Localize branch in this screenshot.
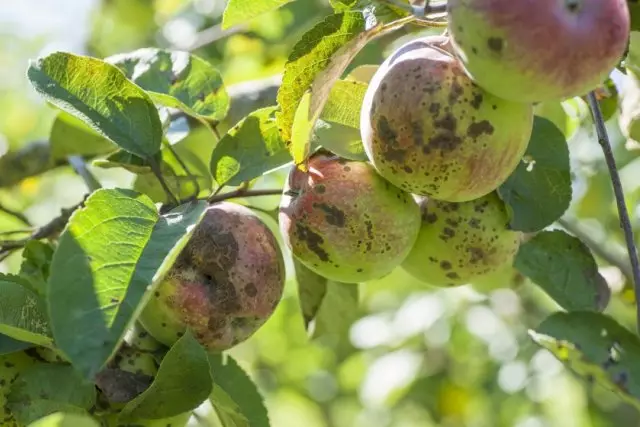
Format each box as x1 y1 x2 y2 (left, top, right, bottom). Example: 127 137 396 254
0 203 31 227
68 155 102 192
0 198 85 259
587 91 640 330
207 188 283 204
0 77 282 190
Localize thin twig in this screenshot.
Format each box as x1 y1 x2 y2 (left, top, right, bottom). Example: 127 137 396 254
557 217 634 282
68 155 102 192
0 198 85 258
163 142 201 198
587 91 640 330
148 157 179 206
0 203 31 226
207 188 283 204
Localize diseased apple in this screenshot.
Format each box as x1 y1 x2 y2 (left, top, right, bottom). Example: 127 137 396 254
360 35 533 202
402 192 522 286
447 0 630 102
140 202 285 352
279 154 421 283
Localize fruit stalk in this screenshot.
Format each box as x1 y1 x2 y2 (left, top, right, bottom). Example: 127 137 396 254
587 91 640 331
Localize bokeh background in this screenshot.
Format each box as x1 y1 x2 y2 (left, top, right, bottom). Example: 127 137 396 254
1 1 640 426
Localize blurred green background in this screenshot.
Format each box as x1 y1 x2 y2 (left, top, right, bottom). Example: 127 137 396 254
2 1 640 426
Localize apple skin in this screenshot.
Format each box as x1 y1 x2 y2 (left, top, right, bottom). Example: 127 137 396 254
140 202 285 352
447 0 630 102
402 192 522 287
360 35 533 202
279 154 422 283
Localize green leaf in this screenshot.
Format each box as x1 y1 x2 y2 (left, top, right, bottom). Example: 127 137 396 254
290 91 318 167
28 412 100 427
19 241 55 297
530 311 640 408
208 355 270 427
0 274 52 346
47 189 207 379
210 106 291 186
50 112 116 161
321 80 367 129
620 66 640 143
498 117 571 232
210 386 250 427
630 3 640 32
121 332 212 420
514 230 610 312
222 0 294 29
293 261 359 339
276 12 383 163
7 364 96 425
313 120 367 161
108 48 230 122
27 52 162 158
93 150 160 174
0 334 32 355
330 0 359 10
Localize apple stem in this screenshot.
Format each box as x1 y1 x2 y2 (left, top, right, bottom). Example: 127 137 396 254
587 91 640 331
207 188 283 204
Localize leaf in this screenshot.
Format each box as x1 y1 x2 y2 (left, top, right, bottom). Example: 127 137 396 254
0 334 32 355
19 241 55 297
498 117 571 232
28 412 100 427
210 386 250 427
222 0 294 29
330 0 359 10
529 311 640 408
7 364 96 425
210 106 291 186
293 261 359 339
620 66 640 143
208 354 270 427
276 11 383 162
107 48 230 122
0 274 52 346
47 189 207 379
27 52 162 158
50 112 116 161
121 332 212 420
93 150 160 174
312 120 367 161
290 91 318 168
514 230 610 312
321 79 368 129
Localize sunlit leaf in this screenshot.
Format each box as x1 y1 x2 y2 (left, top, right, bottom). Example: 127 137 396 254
222 0 294 29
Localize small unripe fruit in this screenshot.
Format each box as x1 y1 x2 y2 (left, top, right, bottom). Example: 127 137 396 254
402 193 521 286
279 154 421 283
140 202 285 352
360 36 532 202
447 0 630 103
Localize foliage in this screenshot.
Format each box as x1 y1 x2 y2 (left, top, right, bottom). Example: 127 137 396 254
0 1 640 427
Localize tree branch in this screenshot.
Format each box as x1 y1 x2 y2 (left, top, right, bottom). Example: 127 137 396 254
0 203 32 227
0 198 86 259
587 91 640 330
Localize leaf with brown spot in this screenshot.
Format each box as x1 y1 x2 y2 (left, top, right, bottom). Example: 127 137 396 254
530 311 640 409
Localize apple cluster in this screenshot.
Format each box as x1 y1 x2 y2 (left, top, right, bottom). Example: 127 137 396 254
280 0 630 287
140 0 630 354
